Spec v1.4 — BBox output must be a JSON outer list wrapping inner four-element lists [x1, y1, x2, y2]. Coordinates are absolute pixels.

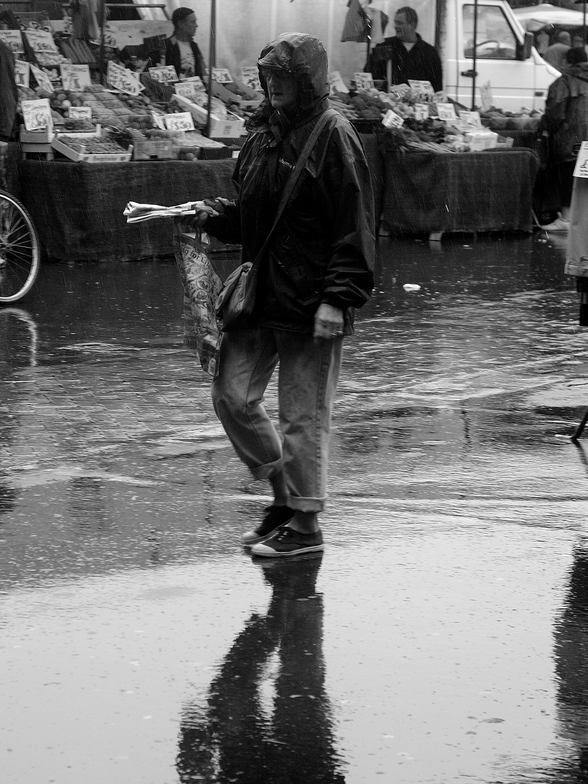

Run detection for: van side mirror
[[517, 31, 533, 60]]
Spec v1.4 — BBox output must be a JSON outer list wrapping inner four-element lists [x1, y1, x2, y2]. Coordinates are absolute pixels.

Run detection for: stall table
[[16, 142, 539, 261], [17, 158, 239, 263], [381, 148, 540, 238]]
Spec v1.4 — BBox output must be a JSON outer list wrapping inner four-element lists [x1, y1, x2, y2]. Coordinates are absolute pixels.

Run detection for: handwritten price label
[[60, 63, 91, 91], [22, 98, 53, 131], [174, 81, 201, 100], [68, 106, 92, 120], [460, 110, 482, 128], [241, 66, 261, 92], [24, 29, 58, 53], [353, 72, 374, 91], [0, 30, 23, 53], [414, 103, 429, 121], [212, 67, 232, 84], [436, 103, 458, 123], [381, 109, 404, 129], [408, 79, 434, 98], [14, 60, 30, 88], [107, 61, 143, 96], [30, 64, 54, 94], [164, 112, 195, 131], [148, 65, 177, 84]]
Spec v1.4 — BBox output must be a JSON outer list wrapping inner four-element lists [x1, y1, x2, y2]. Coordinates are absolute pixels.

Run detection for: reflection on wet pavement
[[2, 234, 588, 782]]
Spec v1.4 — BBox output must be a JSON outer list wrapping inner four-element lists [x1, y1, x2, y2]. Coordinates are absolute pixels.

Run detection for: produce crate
[[51, 137, 132, 163], [20, 127, 54, 144], [173, 94, 245, 138], [132, 140, 175, 160]]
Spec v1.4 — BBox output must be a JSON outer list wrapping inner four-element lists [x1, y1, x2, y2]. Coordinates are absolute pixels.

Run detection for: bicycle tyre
[[0, 190, 40, 303]]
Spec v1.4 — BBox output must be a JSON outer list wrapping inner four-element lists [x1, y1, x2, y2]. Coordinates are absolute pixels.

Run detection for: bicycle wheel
[[0, 191, 40, 303]]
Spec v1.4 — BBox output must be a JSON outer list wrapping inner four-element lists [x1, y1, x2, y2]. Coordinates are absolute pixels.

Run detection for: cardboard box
[[172, 94, 245, 137], [20, 126, 54, 144], [465, 129, 498, 151], [132, 140, 175, 160]]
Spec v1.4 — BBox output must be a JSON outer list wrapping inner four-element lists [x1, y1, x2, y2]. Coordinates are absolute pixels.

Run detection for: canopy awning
[[512, 3, 586, 31]]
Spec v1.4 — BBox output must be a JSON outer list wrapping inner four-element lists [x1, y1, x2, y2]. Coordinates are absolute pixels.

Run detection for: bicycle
[[0, 189, 40, 303]]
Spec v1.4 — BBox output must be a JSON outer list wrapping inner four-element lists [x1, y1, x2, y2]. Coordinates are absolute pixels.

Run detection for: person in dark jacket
[[540, 46, 588, 231], [164, 6, 205, 80], [365, 6, 442, 92], [192, 32, 375, 557], [0, 39, 17, 142]]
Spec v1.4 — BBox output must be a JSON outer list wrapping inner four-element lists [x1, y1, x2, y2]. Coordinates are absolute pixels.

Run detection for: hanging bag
[[216, 109, 336, 330]]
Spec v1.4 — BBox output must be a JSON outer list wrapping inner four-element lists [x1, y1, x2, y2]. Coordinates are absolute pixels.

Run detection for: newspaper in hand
[[123, 200, 218, 224]]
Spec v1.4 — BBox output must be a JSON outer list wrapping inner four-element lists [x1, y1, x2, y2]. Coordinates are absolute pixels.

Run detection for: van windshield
[[463, 5, 517, 59]]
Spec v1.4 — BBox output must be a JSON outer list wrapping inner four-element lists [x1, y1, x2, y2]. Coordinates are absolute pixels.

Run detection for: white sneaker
[[541, 216, 570, 232]]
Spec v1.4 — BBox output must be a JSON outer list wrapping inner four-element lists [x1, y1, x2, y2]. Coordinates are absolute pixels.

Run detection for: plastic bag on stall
[[173, 220, 223, 377]]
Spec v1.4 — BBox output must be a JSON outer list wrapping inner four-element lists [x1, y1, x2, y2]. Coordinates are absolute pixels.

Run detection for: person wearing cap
[[190, 33, 375, 558], [165, 7, 205, 80]]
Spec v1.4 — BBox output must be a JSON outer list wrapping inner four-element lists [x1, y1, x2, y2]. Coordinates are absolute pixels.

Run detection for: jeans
[[211, 328, 343, 513]]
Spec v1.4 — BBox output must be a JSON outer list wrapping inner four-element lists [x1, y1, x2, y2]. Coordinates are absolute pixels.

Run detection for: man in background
[[543, 30, 571, 72], [365, 6, 442, 92]]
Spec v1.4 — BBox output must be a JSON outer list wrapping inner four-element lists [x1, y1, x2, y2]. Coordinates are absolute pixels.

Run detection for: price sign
[[574, 142, 588, 178], [381, 109, 404, 129], [212, 67, 232, 83], [436, 103, 458, 123], [164, 112, 195, 131], [353, 72, 374, 91], [68, 106, 92, 120], [389, 83, 410, 98], [14, 60, 30, 88], [24, 29, 58, 53], [328, 70, 348, 94], [414, 103, 429, 121], [106, 61, 143, 96], [151, 111, 167, 130], [60, 63, 91, 91], [22, 98, 53, 131], [175, 81, 200, 100], [0, 30, 23, 54], [148, 65, 177, 84], [183, 75, 205, 90], [479, 81, 494, 111], [241, 66, 261, 92], [460, 110, 482, 128], [408, 79, 434, 98], [30, 64, 54, 94]]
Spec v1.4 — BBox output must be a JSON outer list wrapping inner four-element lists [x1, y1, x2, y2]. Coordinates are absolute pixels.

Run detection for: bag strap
[[251, 108, 337, 267]]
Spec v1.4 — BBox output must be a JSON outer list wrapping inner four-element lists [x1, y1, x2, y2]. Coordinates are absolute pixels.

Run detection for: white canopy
[[513, 3, 587, 32]]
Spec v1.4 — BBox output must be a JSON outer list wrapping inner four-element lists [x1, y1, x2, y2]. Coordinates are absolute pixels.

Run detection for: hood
[[248, 32, 329, 133]]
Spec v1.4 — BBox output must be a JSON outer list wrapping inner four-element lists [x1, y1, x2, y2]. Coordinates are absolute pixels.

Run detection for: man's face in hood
[[265, 70, 300, 110]]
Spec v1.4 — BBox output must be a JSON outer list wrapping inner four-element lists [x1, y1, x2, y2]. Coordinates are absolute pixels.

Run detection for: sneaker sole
[[250, 543, 325, 558], [242, 531, 276, 549]]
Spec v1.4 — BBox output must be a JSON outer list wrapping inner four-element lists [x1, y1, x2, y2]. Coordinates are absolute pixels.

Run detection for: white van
[[441, 0, 560, 111]]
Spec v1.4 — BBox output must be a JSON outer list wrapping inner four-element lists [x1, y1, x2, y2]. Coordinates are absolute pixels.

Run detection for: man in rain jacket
[[541, 47, 588, 231], [196, 32, 375, 557]]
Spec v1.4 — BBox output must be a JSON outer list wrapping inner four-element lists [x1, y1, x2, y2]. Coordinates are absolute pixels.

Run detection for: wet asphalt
[[2, 232, 588, 783]]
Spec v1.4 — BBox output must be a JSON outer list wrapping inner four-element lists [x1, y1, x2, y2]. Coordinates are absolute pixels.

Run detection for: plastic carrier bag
[[173, 221, 223, 377]]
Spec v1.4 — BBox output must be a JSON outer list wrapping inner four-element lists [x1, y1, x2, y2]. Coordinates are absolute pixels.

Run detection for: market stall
[[4, 15, 543, 257], [380, 148, 540, 236]]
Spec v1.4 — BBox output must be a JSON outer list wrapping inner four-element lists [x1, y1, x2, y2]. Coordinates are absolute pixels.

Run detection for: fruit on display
[[56, 135, 127, 154]]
